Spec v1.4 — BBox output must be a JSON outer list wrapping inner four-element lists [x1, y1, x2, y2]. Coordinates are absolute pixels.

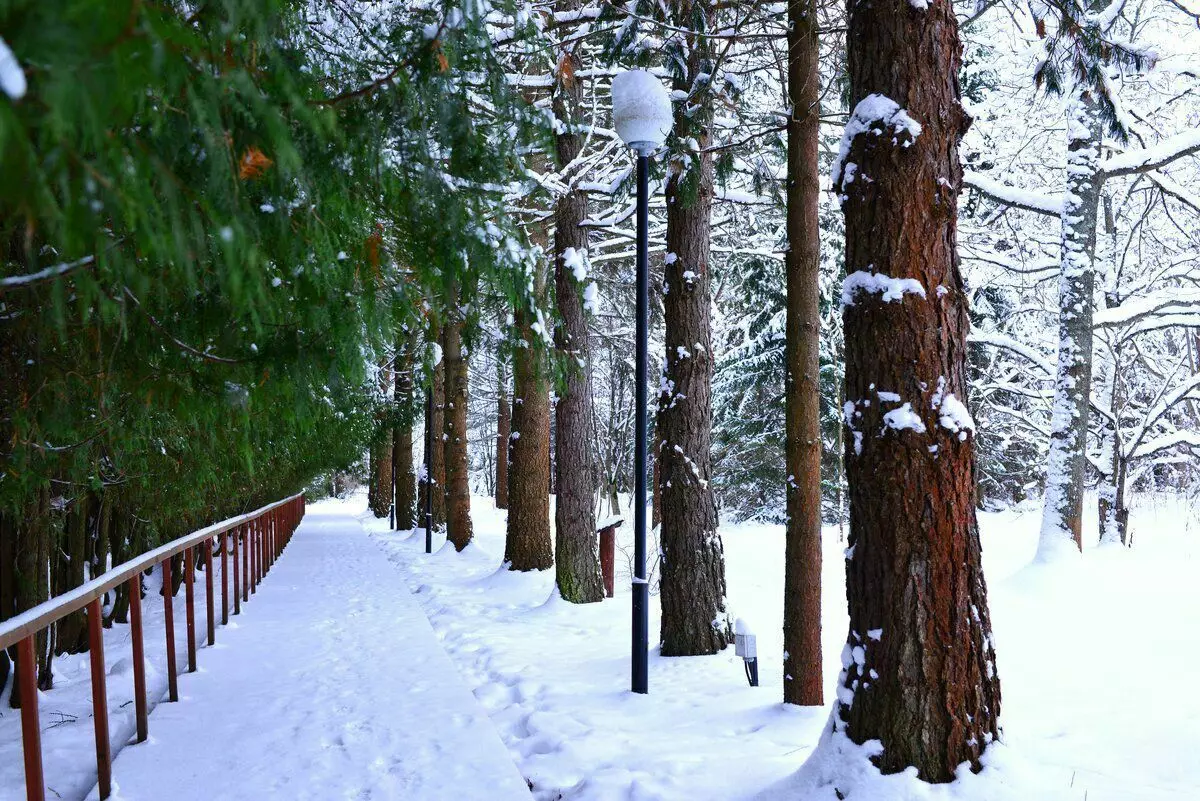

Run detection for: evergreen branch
[[122, 287, 245, 365]]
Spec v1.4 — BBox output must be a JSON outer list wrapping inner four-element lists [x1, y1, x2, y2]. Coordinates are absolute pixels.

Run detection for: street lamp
[[612, 69, 672, 696]]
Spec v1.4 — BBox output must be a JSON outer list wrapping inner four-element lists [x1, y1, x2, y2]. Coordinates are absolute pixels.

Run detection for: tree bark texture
[[835, 0, 1001, 781], [658, 0, 732, 657], [395, 332, 417, 530], [552, 37, 604, 603], [442, 293, 474, 551], [1038, 91, 1102, 558], [506, 234, 554, 572], [496, 360, 510, 509], [368, 358, 394, 519], [782, 0, 824, 708]]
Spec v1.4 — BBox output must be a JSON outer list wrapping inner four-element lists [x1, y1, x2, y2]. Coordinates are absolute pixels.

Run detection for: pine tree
[[830, 0, 1001, 780]]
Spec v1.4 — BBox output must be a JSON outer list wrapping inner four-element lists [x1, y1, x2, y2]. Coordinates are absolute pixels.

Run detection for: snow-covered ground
[[3, 492, 1197, 800], [0, 503, 529, 801], [363, 492, 1200, 801]]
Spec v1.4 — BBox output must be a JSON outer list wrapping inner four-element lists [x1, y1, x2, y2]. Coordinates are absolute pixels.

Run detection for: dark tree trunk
[[658, 0, 732, 657], [395, 333, 417, 530], [10, 490, 55, 708], [54, 497, 89, 654], [442, 291, 474, 551], [833, 0, 1001, 781], [552, 36, 604, 603], [506, 237, 553, 572], [782, 0, 823, 708], [495, 360, 510, 509]]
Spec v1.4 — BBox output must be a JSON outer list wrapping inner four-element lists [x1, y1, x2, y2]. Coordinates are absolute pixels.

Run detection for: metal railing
[[0, 493, 306, 801]]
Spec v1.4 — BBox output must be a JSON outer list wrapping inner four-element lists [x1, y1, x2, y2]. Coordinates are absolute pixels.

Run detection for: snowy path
[[98, 501, 530, 801]]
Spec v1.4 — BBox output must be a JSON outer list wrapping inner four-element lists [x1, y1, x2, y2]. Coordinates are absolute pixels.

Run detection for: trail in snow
[[79, 501, 529, 801]]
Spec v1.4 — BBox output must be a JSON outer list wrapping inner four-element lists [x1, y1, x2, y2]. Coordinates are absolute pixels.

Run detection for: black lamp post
[[612, 70, 672, 696], [424, 385, 433, 554]]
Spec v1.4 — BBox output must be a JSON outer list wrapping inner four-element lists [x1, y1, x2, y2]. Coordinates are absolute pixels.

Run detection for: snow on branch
[[0, 255, 96, 291], [962, 171, 1062, 216], [1103, 130, 1200, 177]]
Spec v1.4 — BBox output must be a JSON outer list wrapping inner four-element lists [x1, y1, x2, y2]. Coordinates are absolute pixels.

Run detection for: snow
[[583, 281, 600, 314], [562, 247, 588, 282], [611, 70, 673, 149], [882, 402, 927, 434], [0, 36, 26, 100], [832, 94, 923, 188], [0, 502, 529, 801], [841, 271, 927, 307], [8, 494, 1199, 801]]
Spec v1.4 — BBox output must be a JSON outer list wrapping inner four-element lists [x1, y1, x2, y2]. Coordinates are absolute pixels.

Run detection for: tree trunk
[[442, 291, 474, 551], [495, 359, 510, 509], [395, 333, 417, 530], [10, 490, 55, 707], [1038, 90, 1102, 559], [658, 0, 732, 656], [552, 36, 604, 603], [833, 0, 1001, 780], [782, 0, 823, 708], [54, 497, 90, 654], [368, 358, 395, 519], [506, 238, 554, 572]]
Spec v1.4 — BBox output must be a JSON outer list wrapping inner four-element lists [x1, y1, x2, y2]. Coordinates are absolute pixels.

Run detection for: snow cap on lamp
[[612, 70, 672, 153]]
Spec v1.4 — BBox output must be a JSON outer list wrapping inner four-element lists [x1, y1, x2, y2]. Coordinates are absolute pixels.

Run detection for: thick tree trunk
[[658, 0, 732, 656], [368, 358, 395, 519], [9, 490, 55, 708], [552, 38, 604, 603], [495, 360, 510, 509], [395, 333, 417, 530], [1038, 90, 1102, 559], [506, 237, 554, 572], [833, 0, 1001, 780], [54, 498, 91, 653], [442, 293, 474, 551], [782, 0, 824, 707]]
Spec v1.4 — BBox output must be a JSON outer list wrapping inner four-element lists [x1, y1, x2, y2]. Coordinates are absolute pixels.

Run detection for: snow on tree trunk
[[828, 0, 1002, 782], [1038, 91, 1103, 560], [782, 0, 824, 708], [506, 236, 554, 572], [495, 359, 510, 510], [658, 0, 732, 657], [552, 38, 603, 604], [442, 293, 473, 552]]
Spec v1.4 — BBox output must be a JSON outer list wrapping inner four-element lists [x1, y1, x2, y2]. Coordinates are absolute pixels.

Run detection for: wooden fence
[[0, 493, 306, 801]]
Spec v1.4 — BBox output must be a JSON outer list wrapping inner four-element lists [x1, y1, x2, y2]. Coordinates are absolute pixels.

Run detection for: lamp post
[[612, 69, 672, 696], [424, 385, 433, 554]]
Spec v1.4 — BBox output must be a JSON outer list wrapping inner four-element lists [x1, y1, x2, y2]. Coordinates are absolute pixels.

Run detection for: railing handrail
[[0, 492, 303, 651]]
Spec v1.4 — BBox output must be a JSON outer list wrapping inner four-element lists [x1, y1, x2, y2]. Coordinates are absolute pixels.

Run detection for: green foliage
[[0, 2, 536, 555]]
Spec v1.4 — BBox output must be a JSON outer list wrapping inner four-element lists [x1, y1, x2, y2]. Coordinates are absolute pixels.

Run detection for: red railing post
[[184, 547, 197, 673], [127, 576, 148, 743], [204, 539, 215, 646], [162, 557, 178, 702], [221, 532, 229, 625], [242, 524, 250, 602], [87, 599, 112, 799], [17, 636, 45, 801], [232, 525, 241, 614], [251, 518, 259, 593]]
